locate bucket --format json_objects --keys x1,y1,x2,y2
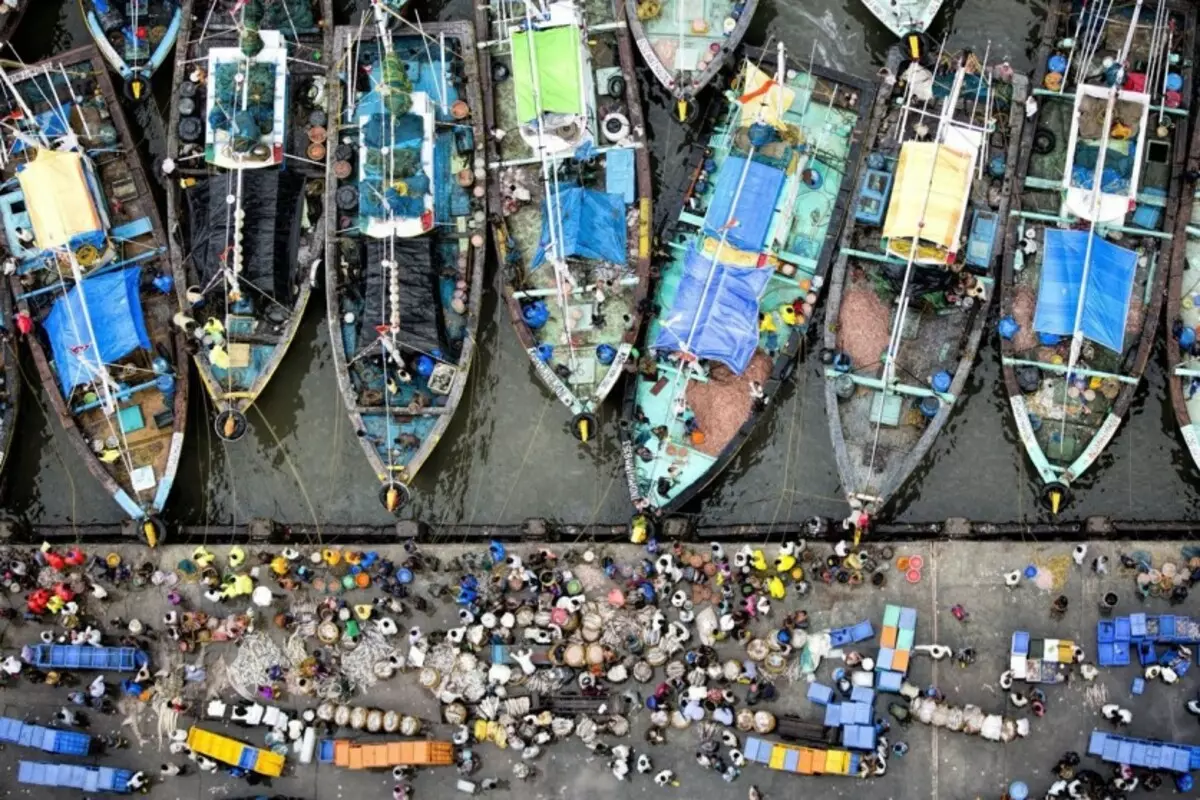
[{"x1": 1099, "y1": 592, "x2": 1118, "y2": 616}]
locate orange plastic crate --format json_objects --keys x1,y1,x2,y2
[
  {"x1": 892, "y1": 650, "x2": 910, "y2": 673},
  {"x1": 880, "y1": 626, "x2": 897, "y2": 648},
  {"x1": 798, "y1": 748, "x2": 814, "y2": 775}
]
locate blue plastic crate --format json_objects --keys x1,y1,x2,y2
[
  {"x1": 876, "y1": 647, "x2": 894, "y2": 671},
  {"x1": 1131, "y1": 677, "x2": 1145, "y2": 695},
  {"x1": 1130, "y1": 613, "x2": 1147, "y2": 638},
  {"x1": 237, "y1": 746, "x2": 258, "y2": 770},
  {"x1": 1098, "y1": 642, "x2": 1131, "y2": 667},
  {"x1": 1097, "y1": 621, "x2": 1115, "y2": 644},
  {"x1": 1138, "y1": 640, "x2": 1157, "y2": 666},
  {"x1": 824, "y1": 703, "x2": 841, "y2": 727},
  {"x1": 319, "y1": 739, "x2": 335, "y2": 763},
  {"x1": 1132, "y1": 744, "x2": 1147, "y2": 768},
  {"x1": 1159, "y1": 615, "x2": 1177, "y2": 641},
  {"x1": 1011, "y1": 631, "x2": 1030, "y2": 656},
  {"x1": 829, "y1": 627, "x2": 854, "y2": 648},
  {"x1": 1114, "y1": 617, "x2": 1132, "y2": 642},
  {"x1": 849, "y1": 621, "x2": 875, "y2": 643},
  {"x1": 876, "y1": 670, "x2": 903, "y2": 693},
  {"x1": 807, "y1": 683, "x2": 834, "y2": 706},
  {"x1": 850, "y1": 686, "x2": 875, "y2": 705},
  {"x1": 898, "y1": 608, "x2": 917, "y2": 630},
  {"x1": 1087, "y1": 731, "x2": 1107, "y2": 757},
  {"x1": 852, "y1": 703, "x2": 872, "y2": 725}
]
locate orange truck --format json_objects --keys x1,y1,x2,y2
[{"x1": 330, "y1": 739, "x2": 454, "y2": 770}]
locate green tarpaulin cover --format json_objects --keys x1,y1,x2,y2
[{"x1": 511, "y1": 26, "x2": 583, "y2": 123}]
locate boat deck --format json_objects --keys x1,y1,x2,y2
[
  {"x1": 5, "y1": 48, "x2": 183, "y2": 516},
  {"x1": 165, "y1": 2, "x2": 329, "y2": 429},
  {"x1": 626, "y1": 52, "x2": 871, "y2": 512},
  {"x1": 828, "y1": 54, "x2": 1026, "y2": 513},
  {"x1": 326, "y1": 17, "x2": 485, "y2": 495},
  {"x1": 483, "y1": 0, "x2": 650, "y2": 419},
  {"x1": 1001, "y1": 1, "x2": 1193, "y2": 493}
]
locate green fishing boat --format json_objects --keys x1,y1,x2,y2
[
  {"x1": 858, "y1": 0, "x2": 945, "y2": 40},
  {"x1": 1000, "y1": 0, "x2": 1193, "y2": 513},
  {"x1": 624, "y1": 0, "x2": 757, "y2": 121},
  {"x1": 619, "y1": 44, "x2": 874, "y2": 515}
]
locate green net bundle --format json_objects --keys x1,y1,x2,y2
[
  {"x1": 379, "y1": 53, "x2": 413, "y2": 117},
  {"x1": 210, "y1": 62, "x2": 279, "y2": 152},
  {"x1": 242, "y1": 0, "x2": 317, "y2": 32}
]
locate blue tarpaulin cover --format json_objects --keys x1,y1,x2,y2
[
  {"x1": 652, "y1": 245, "x2": 771, "y2": 374},
  {"x1": 532, "y1": 185, "x2": 627, "y2": 268},
  {"x1": 1033, "y1": 229, "x2": 1136, "y2": 353},
  {"x1": 45, "y1": 267, "x2": 150, "y2": 396},
  {"x1": 703, "y1": 156, "x2": 786, "y2": 252},
  {"x1": 605, "y1": 147, "x2": 636, "y2": 205}
]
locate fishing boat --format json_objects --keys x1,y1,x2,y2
[
  {"x1": 1163, "y1": 30, "x2": 1200, "y2": 473},
  {"x1": 476, "y1": 0, "x2": 653, "y2": 444},
  {"x1": 326, "y1": 6, "x2": 486, "y2": 511},
  {"x1": 823, "y1": 45, "x2": 1030, "y2": 523},
  {"x1": 858, "y1": 0, "x2": 945, "y2": 41},
  {"x1": 0, "y1": 282, "x2": 17, "y2": 485},
  {"x1": 999, "y1": 0, "x2": 1191, "y2": 513},
  {"x1": 3, "y1": 46, "x2": 187, "y2": 534},
  {"x1": 0, "y1": 2, "x2": 29, "y2": 49},
  {"x1": 162, "y1": 0, "x2": 331, "y2": 441},
  {"x1": 619, "y1": 44, "x2": 874, "y2": 516},
  {"x1": 79, "y1": 1, "x2": 183, "y2": 101},
  {"x1": 623, "y1": 0, "x2": 757, "y2": 122}
]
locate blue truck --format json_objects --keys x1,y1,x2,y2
[
  {"x1": 21, "y1": 644, "x2": 148, "y2": 672},
  {"x1": 0, "y1": 716, "x2": 91, "y2": 755},
  {"x1": 17, "y1": 760, "x2": 134, "y2": 793}
]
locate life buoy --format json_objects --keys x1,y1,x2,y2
[
  {"x1": 602, "y1": 112, "x2": 630, "y2": 143},
  {"x1": 215, "y1": 409, "x2": 248, "y2": 442}
]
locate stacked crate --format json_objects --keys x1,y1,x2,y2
[
  {"x1": 744, "y1": 736, "x2": 861, "y2": 777},
  {"x1": 875, "y1": 605, "x2": 917, "y2": 692}
]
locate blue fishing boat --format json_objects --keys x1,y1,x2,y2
[
  {"x1": 79, "y1": 0, "x2": 183, "y2": 101},
  {"x1": 3, "y1": 46, "x2": 187, "y2": 537},
  {"x1": 619, "y1": 44, "x2": 874, "y2": 515},
  {"x1": 325, "y1": 7, "x2": 487, "y2": 512},
  {"x1": 1001, "y1": 0, "x2": 1192, "y2": 513},
  {"x1": 163, "y1": 0, "x2": 331, "y2": 441},
  {"x1": 0, "y1": 2, "x2": 28, "y2": 49}
]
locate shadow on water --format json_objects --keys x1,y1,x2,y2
[{"x1": 6, "y1": 0, "x2": 1195, "y2": 529}]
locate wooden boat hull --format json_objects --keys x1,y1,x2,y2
[
  {"x1": 623, "y1": 0, "x2": 757, "y2": 108},
  {"x1": 477, "y1": 0, "x2": 653, "y2": 440},
  {"x1": 164, "y1": 0, "x2": 332, "y2": 441},
  {"x1": 0, "y1": 284, "x2": 19, "y2": 487},
  {"x1": 8, "y1": 46, "x2": 188, "y2": 521},
  {"x1": 824, "y1": 52, "x2": 1031, "y2": 518},
  {"x1": 325, "y1": 18, "x2": 487, "y2": 511},
  {"x1": 79, "y1": 0, "x2": 183, "y2": 100},
  {"x1": 620, "y1": 46, "x2": 875, "y2": 516},
  {"x1": 1000, "y1": 0, "x2": 1192, "y2": 511},
  {"x1": 858, "y1": 0, "x2": 944, "y2": 39}
]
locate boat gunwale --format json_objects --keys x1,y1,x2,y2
[
  {"x1": 621, "y1": 0, "x2": 759, "y2": 103},
  {"x1": 478, "y1": 0, "x2": 655, "y2": 418},
  {"x1": 998, "y1": 0, "x2": 1194, "y2": 492},
  {"x1": 822, "y1": 50, "x2": 1033, "y2": 517},
  {"x1": 617, "y1": 45, "x2": 878, "y2": 517},
  {"x1": 163, "y1": 0, "x2": 333, "y2": 424},
  {"x1": 0, "y1": 285, "x2": 19, "y2": 483},
  {"x1": 9, "y1": 44, "x2": 189, "y2": 518},
  {"x1": 0, "y1": 1, "x2": 29, "y2": 51},
  {"x1": 323, "y1": 17, "x2": 488, "y2": 493}
]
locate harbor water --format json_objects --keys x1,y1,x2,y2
[{"x1": 9, "y1": 0, "x2": 1195, "y2": 528}]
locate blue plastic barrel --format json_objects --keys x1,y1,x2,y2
[
  {"x1": 1038, "y1": 332, "x2": 1061, "y2": 346},
  {"x1": 1166, "y1": 73, "x2": 1183, "y2": 92},
  {"x1": 802, "y1": 168, "x2": 823, "y2": 190},
  {"x1": 396, "y1": 567, "x2": 413, "y2": 584},
  {"x1": 998, "y1": 316, "x2": 1019, "y2": 340},
  {"x1": 537, "y1": 343, "x2": 554, "y2": 361},
  {"x1": 152, "y1": 273, "x2": 174, "y2": 294},
  {"x1": 919, "y1": 396, "x2": 940, "y2": 418},
  {"x1": 523, "y1": 301, "x2": 550, "y2": 329},
  {"x1": 866, "y1": 152, "x2": 885, "y2": 170},
  {"x1": 703, "y1": 158, "x2": 717, "y2": 173},
  {"x1": 1047, "y1": 55, "x2": 1068, "y2": 73},
  {"x1": 989, "y1": 154, "x2": 1007, "y2": 177},
  {"x1": 596, "y1": 344, "x2": 616, "y2": 365},
  {"x1": 931, "y1": 371, "x2": 952, "y2": 394},
  {"x1": 1179, "y1": 326, "x2": 1196, "y2": 349},
  {"x1": 1028, "y1": 414, "x2": 1042, "y2": 432},
  {"x1": 417, "y1": 356, "x2": 434, "y2": 376}
]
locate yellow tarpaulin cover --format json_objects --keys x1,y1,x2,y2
[
  {"x1": 17, "y1": 149, "x2": 101, "y2": 251},
  {"x1": 882, "y1": 141, "x2": 973, "y2": 263},
  {"x1": 739, "y1": 62, "x2": 796, "y2": 129}
]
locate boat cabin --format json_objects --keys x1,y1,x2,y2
[{"x1": 204, "y1": 29, "x2": 289, "y2": 169}]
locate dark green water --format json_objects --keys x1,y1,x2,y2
[{"x1": 9, "y1": 0, "x2": 1193, "y2": 530}]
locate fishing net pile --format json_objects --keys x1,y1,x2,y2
[
  {"x1": 240, "y1": 0, "x2": 316, "y2": 32},
  {"x1": 210, "y1": 60, "x2": 278, "y2": 153},
  {"x1": 838, "y1": 283, "x2": 892, "y2": 370},
  {"x1": 360, "y1": 53, "x2": 432, "y2": 219},
  {"x1": 685, "y1": 352, "x2": 771, "y2": 457}
]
